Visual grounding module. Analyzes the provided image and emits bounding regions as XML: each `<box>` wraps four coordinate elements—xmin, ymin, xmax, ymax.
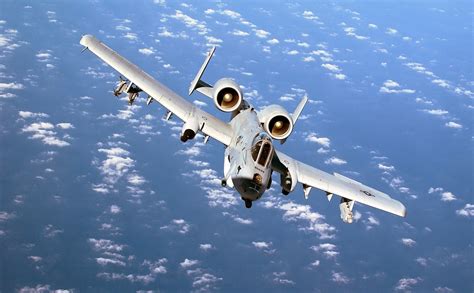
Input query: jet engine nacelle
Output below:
<box><xmin>213</xmin><ymin>78</ymin><xmax>243</xmax><ymax>112</ymax></box>
<box><xmin>279</xmin><ymin>163</ymin><xmax>298</xmax><ymax>195</ymax></box>
<box><xmin>180</xmin><ymin>117</ymin><xmax>199</xmax><ymax>142</ymax></box>
<box><xmin>258</xmin><ymin>105</ymin><xmax>294</xmax><ymax>140</ymax></box>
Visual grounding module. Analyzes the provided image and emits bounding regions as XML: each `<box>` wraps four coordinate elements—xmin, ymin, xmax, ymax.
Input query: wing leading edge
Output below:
<box><xmin>273</xmin><ymin>150</ymin><xmax>407</xmax><ymax>218</ymax></box>
<box><xmin>80</xmin><ymin>34</ymin><xmax>232</xmax><ymax>145</ymax></box>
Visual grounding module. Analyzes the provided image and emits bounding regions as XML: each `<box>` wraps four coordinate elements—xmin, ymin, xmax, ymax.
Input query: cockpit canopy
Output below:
<box><xmin>251</xmin><ymin>132</ymin><xmax>273</xmax><ymax>167</ymax></box>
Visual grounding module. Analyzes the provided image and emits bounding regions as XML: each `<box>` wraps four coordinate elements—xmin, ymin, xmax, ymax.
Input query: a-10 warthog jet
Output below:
<box><xmin>80</xmin><ymin>35</ymin><xmax>406</xmax><ymax>223</ymax></box>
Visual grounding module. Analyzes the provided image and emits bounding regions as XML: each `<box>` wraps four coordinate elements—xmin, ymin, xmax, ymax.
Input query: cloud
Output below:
<box><xmin>422</xmin><ymin>109</ymin><xmax>448</xmax><ymax>116</ymax></box>
<box><xmin>302</xmin><ymin>11</ymin><xmax>319</xmax><ymax>20</ymax></box>
<box><xmin>456</xmin><ymin>204</ymin><xmax>474</xmax><ymax>217</ymax></box>
<box><xmin>324</xmin><ymin>157</ymin><xmax>347</xmax><ymax>165</ymax></box>
<box><xmin>89</xmin><ymin>238</ymin><xmax>124</xmax><ymax>252</ymax></box>
<box><xmin>264</xmin><ymin>198</ymin><xmax>336</xmax><ymax>239</ymax></box>
<box><xmin>231</xmin><ymin>29</ymin><xmax>249</xmax><ymax>36</ymax></box>
<box><xmin>395</xmin><ymin>277</ymin><xmax>422</xmax><ymax>291</ymax></box>
<box><xmin>160</xmin><ymin>219</ymin><xmax>190</xmax><ymax>234</ymax></box>
<box><xmin>383</xmin><ymin>80</ymin><xmax>400</xmax><ymax>88</ymax></box>
<box><xmin>0</xmin><ymin>29</ymin><xmax>21</xmax><ymax>52</ymax></box>
<box><xmin>273</xmin><ymin>272</ymin><xmax>295</xmax><ymax>285</ymax></box>
<box><xmin>434</xmin><ymin>287</ymin><xmax>454</xmax><ymax>293</ymax></box>
<box><xmin>368</xmin><ymin>24</ymin><xmax>378</xmax><ymax>29</ymax></box>
<box><xmin>298</xmin><ymin>42</ymin><xmax>310</xmax><ymax>48</ymax></box>
<box><xmin>203</xmin><ymin>188</ymin><xmax>238</xmax><ymax>208</ymax></box>
<box><xmin>386</xmin><ymin>28</ymin><xmax>398</xmax><ymax>35</ymax></box>
<box><xmin>97</xmin><ymin>272</ymin><xmax>155</xmax><ymax>284</ymax></box>
<box><xmin>192</xmin><ymin>272</ymin><xmax>222</xmax><ymax>290</ymax></box>
<box><xmin>416</xmin><ymin>257</ymin><xmax>428</xmax><ymax>266</ymax></box>
<box><xmin>180</xmin><ymin>258</ymin><xmax>199</xmax><ymax>268</ymax></box>
<box><xmin>286</xmin><ymin>50</ymin><xmax>299</xmax><ymax>55</ymax></box>
<box><xmin>331</xmin><ymin>272</ymin><xmax>350</xmax><ymax>284</ymax></box>
<box><xmin>18</xmin><ymin>285</ymin><xmax>74</xmax><ymax>292</ymax></box>
<box><xmin>171</xmin><ymin>10</ymin><xmax>209</xmax><ymax>35</ymax></box>
<box><xmin>56</xmin><ymin>123</ymin><xmax>74</xmax><ymax>129</ymax></box>
<box><xmin>415</xmin><ymin>97</ymin><xmax>433</xmax><ymax>105</ymax></box>
<box><xmin>254</xmin><ymin>29</ymin><xmax>270</xmax><ymax>38</ymax></box>
<box><xmin>123</xmin><ymin>32</ymin><xmax>138</xmax><ymax>41</ymax></box>
<box><xmin>43</xmin><ymin>224</ymin><xmax>63</xmax><ymax>238</ymax></box>
<box><xmin>21</xmin><ymin>121</ymin><xmax>71</xmax><ymax>147</ymax></box>
<box><xmin>97</xmin><ymin>147</ymin><xmax>135</xmax><ymax>184</ymax></box>
<box><xmin>0</xmin><ymin>211</ymin><xmax>15</xmax><ymax>222</ymax></box>
<box><xmin>221</xmin><ymin>9</ymin><xmax>241</xmax><ymax>19</ymax></box>
<box><xmin>280</xmin><ymin>95</ymin><xmax>295</xmax><ymax>101</ymax></box>
<box><xmin>311</xmin><ymin>49</ymin><xmax>332</xmax><ymax>57</ymax></box>
<box><xmin>343</xmin><ymin>27</ymin><xmax>368</xmax><ymax>40</ymax></box>
<box><xmin>28</xmin><ymin>255</ymin><xmax>43</xmax><ymax>263</ymax></box>
<box><xmin>96</xmin><ymin>257</ymin><xmax>126</xmax><ymax>267</ymax></box>
<box><xmin>302</xmin><ymin>56</ymin><xmax>315</xmax><ymax>62</ymax></box>
<box><xmin>267</xmin><ymin>38</ymin><xmax>279</xmax><ymax>45</ymax></box>
<box><xmin>305</xmin><ymin>133</ymin><xmax>331</xmax><ymax>148</ymax></box>
<box><xmin>378</xmin><ymin>163</ymin><xmax>395</xmax><ymax>172</ymax></box>
<box><xmin>157</xmin><ymin>27</ymin><xmax>189</xmax><ymax>39</ymax></box>
<box><xmin>110</xmin><ymin>205</ymin><xmax>121</xmax><ymax>214</ymax></box>
<box><xmin>363</xmin><ymin>215</ymin><xmax>380</xmax><ymax>230</ymax></box>
<box><xmin>404</xmin><ymin>62</ymin><xmax>435</xmax><ymax>77</ymax></box>
<box><xmin>445</xmin><ymin>121</ymin><xmax>462</xmax><ymax>129</ymax></box>
<box><xmin>18</xmin><ymin>111</ymin><xmax>49</xmax><ymax>119</ymax></box>
<box><xmin>252</xmin><ymin>241</ymin><xmax>271</xmax><ymax>249</ymax></box>
<box><xmin>199</xmin><ymin>243</ymin><xmax>214</xmax><ymax>251</ymax></box>
<box><xmin>379</xmin><ymin>80</ymin><xmax>415</xmax><ymax>94</ymax></box>
<box><xmin>400</xmin><ymin>238</ymin><xmax>416</xmax><ymax>247</ymax></box>
<box><xmin>205</xmin><ymin>36</ymin><xmax>222</xmax><ymax>46</ymax></box>
<box><xmin>128</xmin><ymin>174</ymin><xmax>145</xmax><ymax>185</ymax></box>
<box><xmin>115</xmin><ymin>24</ymin><xmax>131</xmax><ymax>31</ymax></box>
<box><xmin>36</xmin><ymin>51</ymin><xmax>52</xmax><ymax>61</ymax></box>
<box><xmin>332</xmin><ymin>73</ymin><xmax>346</xmax><ymax>80</ymax></box>
<box><xmin>432</xmin><ymin>79</ymin><xmax>450</xmax><ymax>88</ymax></box>
<box><xmin>321</xmin><ymin>63</ymin><xmax>341</xmax><ymax>72</ymax></box>
<box><xmin>428</xmin><ymin>187</ymin><xmax>456</xmax><ymax>201</ymax></box>
<box><xmin>177</xmin><ymin>145</ymin><xmax>201</xmax><ymax>157</ymax></box>
<box><xmin>311</xmin><ymin>243</ymin><xmax>339</xmax><ymax>259</ymax></box>
<box><xmin>0</xmin><ymin>82</ymin><xmax>24</xmax><ymax>91</ymax></box>
<box><xmin>222</xmin><ymin>211</ymin><xmax>253</xmax><ymax>225</ymax></box>
<box><xmin>440</xmin><ymin>191</ymin><xmax>456</xmax><ymax>201</ymax></box>
<box><xmin>138</xmin><ymin>47</ymin><xmax>155</xmax><ymax>55</ymax></box>
<box><xmin>428</xmin><ymin>187</ymin><xmax>443</xmax><ymax>193</ymax></box>
<box><xmin>233</xmin><ymin>216</ymin><xmax>253</xmax><ymax>225</ymax></box>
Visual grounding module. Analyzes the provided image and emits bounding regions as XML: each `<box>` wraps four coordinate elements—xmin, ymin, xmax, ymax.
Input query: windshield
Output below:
<box><xmin>251</xmin><ymin>132</ymin><xmax>273</xmax><ymax>167</ymax></box>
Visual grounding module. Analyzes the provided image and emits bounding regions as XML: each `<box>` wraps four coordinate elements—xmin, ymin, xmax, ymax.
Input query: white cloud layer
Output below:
<box><xmin>456</xmin><ymin>204</ymin><xmax>474</xmax><ymax>217</ymax></box>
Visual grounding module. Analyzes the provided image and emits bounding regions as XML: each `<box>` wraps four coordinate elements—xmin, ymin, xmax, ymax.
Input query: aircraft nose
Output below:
<box><xmin>233</xmin><ymin>176</ymin><xmax>263</xmax><ymax>201</ymax></box>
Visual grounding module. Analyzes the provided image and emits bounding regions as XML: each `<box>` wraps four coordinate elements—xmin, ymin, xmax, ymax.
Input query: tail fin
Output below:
<box><xmin>188</xmin><ymin>46</ymin><xmax>216</xmax><ymax>96</ymax></box>
<box><xmin>292</xmin><ymin>94</ymin><xmax>308</xmax><ymax>124</ymax></box>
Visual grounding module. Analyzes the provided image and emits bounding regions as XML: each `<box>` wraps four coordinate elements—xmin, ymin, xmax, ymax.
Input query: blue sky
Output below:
<box><xmin>0</xmin><ymin>1</ymin><xmax>472</xmax><ymax>292</ymax></box>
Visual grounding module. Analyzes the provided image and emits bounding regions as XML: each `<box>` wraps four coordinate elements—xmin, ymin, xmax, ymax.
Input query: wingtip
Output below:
<box><xmin>398</xmin><ymin>203</ymin><xmax>407</xmax><ymax>218</ymax></box>
<box><xmin>80</xmin><ymin>34</ymin><xmax>95</xmax><ymax>47</ymax></box>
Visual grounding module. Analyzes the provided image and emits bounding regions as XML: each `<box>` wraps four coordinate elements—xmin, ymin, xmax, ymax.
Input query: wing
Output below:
<box><xmin>80</xmin><ymin>34</ymin><xmax>232</xmax><ymax>145</ymax></box>
<box><xmin>272</xmin><ymin>150</ymin><xmax>406</xmax><ymax>218</ymax></box>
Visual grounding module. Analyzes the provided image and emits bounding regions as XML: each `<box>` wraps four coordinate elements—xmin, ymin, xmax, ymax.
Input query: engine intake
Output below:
<box><xmin>213</xmin><ymin>78</ymin><xmax>243</xmax><ymax>112</ymax></box>
<box><xmin>258</xmin><ymin>105</ymin><xmax>294</xmax><ymax>140</ymax></box>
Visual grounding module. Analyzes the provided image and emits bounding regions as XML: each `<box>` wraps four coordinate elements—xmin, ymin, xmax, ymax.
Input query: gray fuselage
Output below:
<box><xmin>224</xmin><ymin>108</ymin><xmax>274</xmax><ymax>205</ymax></box>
